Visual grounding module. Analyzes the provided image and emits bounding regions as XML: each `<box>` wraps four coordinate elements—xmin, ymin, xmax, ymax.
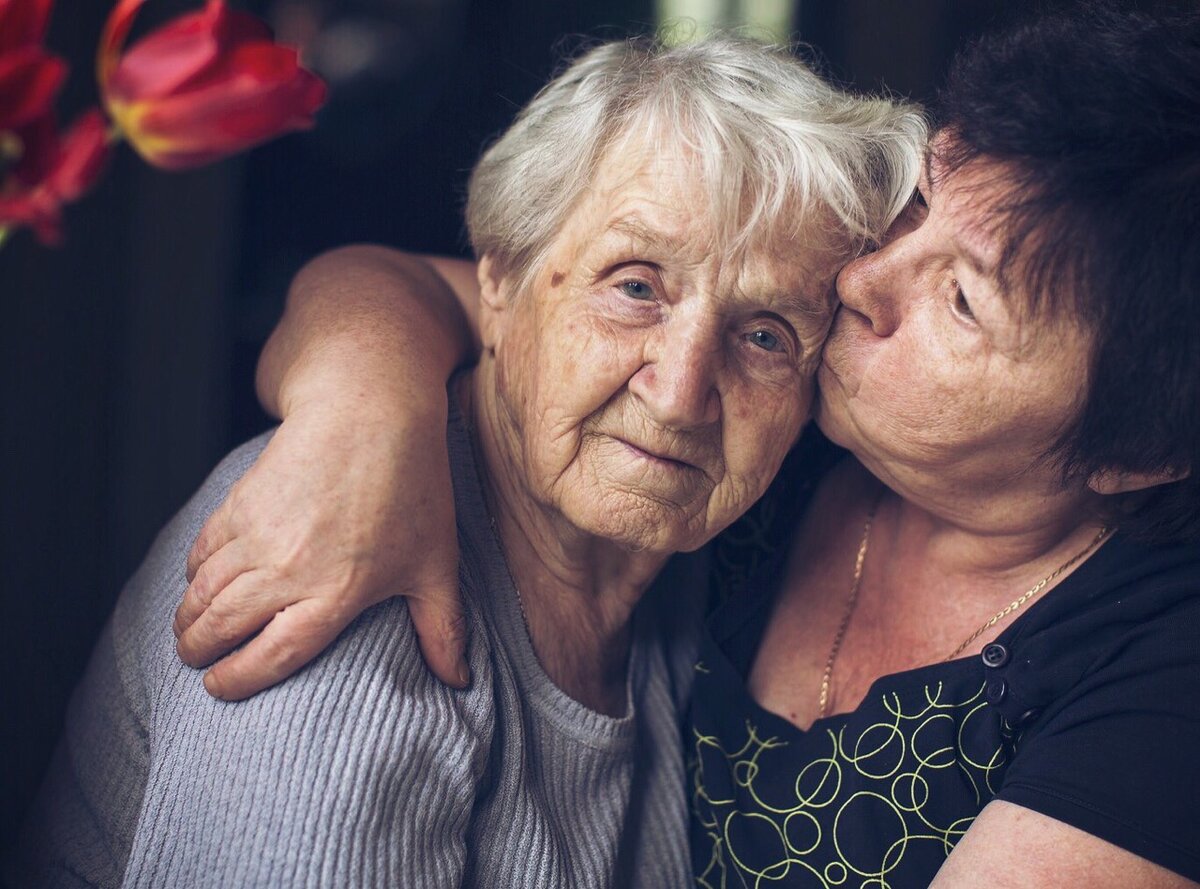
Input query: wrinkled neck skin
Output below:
<box><xmin>848</xmin><ymin>450</ymin><xmax>1110</xmax><ymax>588</ymax></box>
<box><xmin>459</xmin><ymin>367</ymin><xmax>669</xmax><ymax>717</ymax></box>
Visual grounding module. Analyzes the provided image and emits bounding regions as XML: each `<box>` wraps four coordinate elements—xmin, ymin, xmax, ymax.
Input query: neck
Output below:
<box><xmin>883</xmin><ymin>488</ymin><xmax>1108</xmax><ymax>580</ymax></box>
<box><xmin>460</xmin><ymin>366</ymin><xmax>667</xmax><ymax>715</ymax></box>
<box><xmin>836</xmin><ymin>459</ymin><xmax>1112</xmax><ymax>645</ymax></box>
<box><xmin>849</xmin><ymin>449</ymin><xmax>1110</xmax><ymax>575</ymax></box>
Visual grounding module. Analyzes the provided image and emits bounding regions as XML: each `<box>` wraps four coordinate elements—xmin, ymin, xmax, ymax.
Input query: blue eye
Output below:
<box><xmin>747</xmin><ymin>329</ymin><xmax>781</xmax><ymax>352</ymax></box>
<box><xmin>619</xmin><ymin>280</ymin><xmax>655</xmax><ymax>300</ymax></box>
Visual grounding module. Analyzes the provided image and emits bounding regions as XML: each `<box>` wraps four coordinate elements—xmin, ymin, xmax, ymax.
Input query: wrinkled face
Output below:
<box><xmin>481</xmin><ymin>140</ymin><xmax>841</xmax><ymax>553</ymax></box>
<box><xmin>817</xmin><ymin>137</ymin><xmax>1094</xmax><ymax>506</ymax></box>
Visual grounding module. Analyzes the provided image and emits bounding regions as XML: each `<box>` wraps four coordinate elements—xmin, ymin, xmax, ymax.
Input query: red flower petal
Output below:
<box><xmin>105</xmin><ymin>9</ymin><xmax>221</xmax><ymax>102</ymax></box>
<box><xmin>0</xmin><ymin>108</ymin><xmax>108</xmax><ymax>245</ymax></box>
<box><xmin>0</xmin><ymin>0</ymin><xmax>55</xmax><ymax>54</ymax></box>
<box><xmin>105</xmin><ymin>3</ymin><xmax>273</xmax><ymax>103</ymax></box>
<box><xmin>8</xmin><ymin>111</ymin><xmax>58</xmax><ymax>184</ymax></box>
<box><xmin>207</xmin><ymin>1</ymin><xmax>273</xmax><ymax>49</ymax></box>
<box><xmin>0</xmin><ymin>189</ymin><xmax>62</xmax><ymax>244</ymax></box>
<box><xmin>46</xmin><ymin>108</ymin><xmax>109</xmax><ymax>200</ymax></box>
<box><xmin>100</xmin><ymin>0</ymin><xmax>326</xmax><ymax>171</ymax></box>
<box><xmin>123</xmin><ymin>44</ymin><xmax>325</xmax><ymax>170</ymax></box>
<box><xmin>0</xmin><ymin>48</ymin><xmax>67</xmax><ymax>130</ymax></box>
<box><xmin>97</xmin><ymin>0</ymin><xmax>148</xmax><ymax>89</ymax></box>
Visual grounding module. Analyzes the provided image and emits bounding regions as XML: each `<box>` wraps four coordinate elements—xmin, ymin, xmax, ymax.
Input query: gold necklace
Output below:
<box><xmin>945</xmin><ymin>524</ymin><xmax>1112</xmax><ymax>660</ymax></box>
<box><xmin>817</xmin><ymin>499</ymin><xmax>879</xmax><ymax>720</ymax></box>
<box><xmin>817</xmin><ymin>504</ymin><xmax>1113</xmax><ymax>720</ymax></box>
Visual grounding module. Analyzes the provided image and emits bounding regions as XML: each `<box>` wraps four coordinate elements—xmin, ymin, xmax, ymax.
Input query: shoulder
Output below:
<box><xmin>992</xmin><ymin>535</ymin><xmax>1200</xmax><ymax>883</ymax></box>
<box><xmin>995</xmin><ymin>533</ymin><xmax>1200</xmax><ymax>723</ymax></box>
<box><xmin>110</xmin><ymin>433</ymin><xmax>496</xmax><ymax>871</ymax></box>
<box><xmin>115</xmin><ymin>429</ymin><xmax>497</xmax><ymax>739</ymax></box>
<box><xmin>94</xmin><ymin>432</ymin><xmax>274</xmax><ymax>721</ymax></box>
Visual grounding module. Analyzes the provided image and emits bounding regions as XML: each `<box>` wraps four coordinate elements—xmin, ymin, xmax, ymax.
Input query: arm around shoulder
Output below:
<box><xmin>257</xmin><ymin>245</ymin><xmax>482</xmax><ymax>418</ymax></box>
<box><xmin>174</xmin><ymin>247</ymin><xmax>483</xmax><ymax>697</ymax></box>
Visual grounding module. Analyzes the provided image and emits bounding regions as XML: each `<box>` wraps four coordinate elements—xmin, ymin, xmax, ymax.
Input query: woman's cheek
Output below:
<box><xmin>723</xmin><ymin>385</ymin><xmax>808</xmax><ymax>484</ymax></box>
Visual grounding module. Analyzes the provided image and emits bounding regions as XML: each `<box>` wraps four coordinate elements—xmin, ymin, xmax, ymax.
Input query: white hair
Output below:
<box><xmin>466</xmin><ymin>35</ymin><xmax>927</xmax><ymax>288</ymax></box>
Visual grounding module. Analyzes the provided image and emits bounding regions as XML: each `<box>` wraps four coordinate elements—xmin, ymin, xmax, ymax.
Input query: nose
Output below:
<box><xmin>628</xmin><ymin>317</ymin><xmax>722</xmax><ymax>430</ymax></box>
<box><xmin>835</xmin><ymin>231</ymin><xmax>912</xmax><ymax>338</ymax></box>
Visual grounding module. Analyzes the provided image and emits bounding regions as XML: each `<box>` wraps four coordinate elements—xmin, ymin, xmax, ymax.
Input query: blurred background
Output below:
<box><xmin>2</xmin><ymin>0</ymin><xmax>1065</xmax><ymax>843</ymax></box>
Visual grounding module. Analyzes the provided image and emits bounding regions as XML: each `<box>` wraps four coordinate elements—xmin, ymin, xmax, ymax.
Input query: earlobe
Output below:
<box><xmin>1087</xmin><ymin>465</ymin><xmax>1190</xmax><ymax>495</ymax></box>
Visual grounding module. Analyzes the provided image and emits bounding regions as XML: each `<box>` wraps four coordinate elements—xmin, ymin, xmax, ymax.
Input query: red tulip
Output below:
<box><xmin>0</xmin><ymin>0</ymin><xmax>66</xmax><ymax>131</ymax></box>
<box><xmin>98</xmin><ymin>0</ymin><xmax>326</xmax><ymax>171</ymax></box>
<box><xmin>0</xmin><ymin>0</ymin><xmax>54</xmax><ymax>52</ymax></box>
<box><xmin>0</xmin><ymin>108</ymin><xmax>110</xmax><ymax>244</ymax></box>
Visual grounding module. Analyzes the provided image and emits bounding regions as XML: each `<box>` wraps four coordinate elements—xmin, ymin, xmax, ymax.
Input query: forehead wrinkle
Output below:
<box><xmin>777</xmin><ymin>286</ymin><xmax>835</xmax><ymax>323</ymax></box>
<box><xmin>605</xmin><ymin>212</ymin><xmax>696</xmax><ymax>255</ymax></box>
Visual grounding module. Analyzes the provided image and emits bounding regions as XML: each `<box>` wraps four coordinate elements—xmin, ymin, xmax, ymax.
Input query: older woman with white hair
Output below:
<box><xmin>11</xmin><ymin>37</ymin><xmax>923</xmax><ymax>888</ymax></box>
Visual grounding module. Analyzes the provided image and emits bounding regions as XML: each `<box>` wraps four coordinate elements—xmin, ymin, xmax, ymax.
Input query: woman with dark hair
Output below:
<box><xmin>173</xmin><ymin>4</ymin><xmax>1198</xmax><ymax>887</ymax></box>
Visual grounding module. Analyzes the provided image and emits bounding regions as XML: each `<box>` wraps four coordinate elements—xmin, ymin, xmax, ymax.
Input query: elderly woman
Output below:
<box><xmin>10</xmin><ymin>38</ymin><xmax>924</xmax><ymax>889</ymax></box>
<box><xmin>166</xmin><ymin>5</ymin><xmax>1200</xmax><ymax>889</ymax></box>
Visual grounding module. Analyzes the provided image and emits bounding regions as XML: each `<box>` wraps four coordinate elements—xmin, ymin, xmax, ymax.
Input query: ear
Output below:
<box><xmin>476</xmin><ymin>254</ymin><xmax>511</xmax><ymax>351</ymax></box>
<box><xmin>1087</xmin><ymin>465</ymin><xmax>1190</xmax><ymax>495</ymax></box>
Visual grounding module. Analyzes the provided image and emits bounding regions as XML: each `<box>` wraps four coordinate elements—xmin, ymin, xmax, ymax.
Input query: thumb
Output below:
<box><xmin>406</xmin><ymin>565</ymin><xmax>469</xmax><ymax>689</ymax></box>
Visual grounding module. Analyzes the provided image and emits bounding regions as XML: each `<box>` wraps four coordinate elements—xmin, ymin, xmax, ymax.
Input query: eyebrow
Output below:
<box><xmin>605</xmin><ymin>214</ymin><xmax>685</xmax><ymax>254</ymax></box>
<box><xmin>922</xmin><ymin>161</ymin><xmax>1007</xmax><ymax>292</ymax></box>
<box><xmin>959</xmin><ymin>241</ymin><xmax>994</xmax><ymax>279</ymax></box>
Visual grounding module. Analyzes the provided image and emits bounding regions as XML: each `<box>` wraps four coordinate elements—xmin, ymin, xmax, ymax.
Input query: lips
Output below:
<box><xmin>618</xmin><ymin>438</ymin><xmax>694</xmax><ymax>468</ymax></box>
<box><xmin>600</xmin><ymin>430</ymin><xmax>719</xmax><ymax>479</ymax></box>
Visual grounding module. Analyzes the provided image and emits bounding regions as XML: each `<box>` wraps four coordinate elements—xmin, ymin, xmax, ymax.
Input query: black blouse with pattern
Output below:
<box><xmin>688</xmin><ymin>443</ymin><xmax>1200</xmax><ymax>887</ymax></box>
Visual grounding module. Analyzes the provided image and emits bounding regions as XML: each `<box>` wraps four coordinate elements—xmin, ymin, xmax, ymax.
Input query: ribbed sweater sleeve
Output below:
<box><xmin>15</xmin><ymin>433</ymin><xmax>497</xmax><ymax>889</ymax></box>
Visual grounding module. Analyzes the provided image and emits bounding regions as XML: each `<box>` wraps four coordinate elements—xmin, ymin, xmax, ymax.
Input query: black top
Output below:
<box><xmin>689</xmin><ymin>451</ymin><xmax>1200</xmax><ymax>886</ymax></box>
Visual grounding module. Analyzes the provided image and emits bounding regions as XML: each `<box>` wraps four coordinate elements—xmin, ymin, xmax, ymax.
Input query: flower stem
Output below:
<box><xmin>0</xmin><ymin>228</ymin><xmax>10</xmax><ymax>250</ymax></box>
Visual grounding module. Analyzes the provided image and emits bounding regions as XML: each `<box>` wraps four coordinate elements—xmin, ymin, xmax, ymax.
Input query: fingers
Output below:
<box><xmin>407</xmin><ymin>571</ymin><xmax>470</xmax><ymax>689</ymax></box>
<box><xmin>187</xmin><ymin>491</ymin><xmax>239</xmax><ymax>582</ymax></box>
<box><xmin>202</xmin><ymin>599</ymin><xmax>349</xmax><ymax>701</ymax></box>
<box><xmin>174</xmin><ymin>538</ymin><xmax>250</xmax><ymax>639</ymax></box>
<box><xmin>176</xmin><ymin>572</ymin><xmax>277</xmax><ymax>668</ymax></box>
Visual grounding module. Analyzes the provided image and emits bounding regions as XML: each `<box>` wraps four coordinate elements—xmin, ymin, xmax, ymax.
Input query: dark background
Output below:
<box><xmin>1</xmin><ymin>0</ymin><xmax>1051</xmax><ymax>845</ymax></box>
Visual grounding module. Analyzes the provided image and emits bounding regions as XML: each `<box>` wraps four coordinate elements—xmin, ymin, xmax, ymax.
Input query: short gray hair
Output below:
<box><xmin>466</xmin><ymin>35</ymin><xmax>927</xmax><ymax>288</ymax></box>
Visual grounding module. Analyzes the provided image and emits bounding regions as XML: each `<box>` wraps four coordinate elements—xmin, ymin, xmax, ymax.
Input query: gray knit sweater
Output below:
<box><xmin>10</xmin><ymin>403</ymin><xmax>704</xmax><ymax>888</ymax></box>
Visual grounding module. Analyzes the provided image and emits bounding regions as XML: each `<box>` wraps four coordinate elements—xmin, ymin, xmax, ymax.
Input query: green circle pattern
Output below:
<box><xmin>690</xmin><ymin>679</ymin><xmax>1007</xmax><ymax>888</ymax></box>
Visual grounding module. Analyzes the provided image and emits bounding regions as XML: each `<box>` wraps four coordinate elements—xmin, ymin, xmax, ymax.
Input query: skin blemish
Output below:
<box><xmin>550</xmin><ymin>271</ymin><xmax>566</xmax><ymax>288</ymax></box>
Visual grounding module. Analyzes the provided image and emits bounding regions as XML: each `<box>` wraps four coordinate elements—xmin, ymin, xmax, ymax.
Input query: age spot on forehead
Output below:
<box><xmin>550</xmin><ymin>271</ymin><xmax>566</xmax><ymax>288</ymax></box>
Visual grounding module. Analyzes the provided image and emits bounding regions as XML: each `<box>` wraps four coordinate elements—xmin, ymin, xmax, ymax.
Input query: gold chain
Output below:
<box><xmin>817</xmin><ymin>498</ymin><xmax>879</xmax><ymax>720</ymax></box>
<box><xmin>945</xmin><ymin>524</ymin><xmax>1113</xmax><ymax>661</ymax></box>
<box><xmin>817</xmin><ymin>500</ymin><xmax>1113</xmax><ymax>720</ymax></box>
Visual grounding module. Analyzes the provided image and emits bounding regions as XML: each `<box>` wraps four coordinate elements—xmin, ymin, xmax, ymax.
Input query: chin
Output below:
<box><xmin>565</xmin><ymin>491</ymin><xmax>698</xmax><ymax>554</ymax></box>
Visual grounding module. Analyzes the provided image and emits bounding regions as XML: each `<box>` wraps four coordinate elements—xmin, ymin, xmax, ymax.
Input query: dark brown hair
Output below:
<box><xmin>935</xmin><ymin>2</ymin><xmax>1200</xmax><ymax>544</ymax></box>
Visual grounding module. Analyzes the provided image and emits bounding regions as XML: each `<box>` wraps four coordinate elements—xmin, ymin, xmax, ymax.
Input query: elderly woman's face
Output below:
<box><xmin>479</xmin><ymin>140</ymin><xmax>841</xmax><ymax>552</ymax></box>
<box><xmin>817</xmin><ymin>139</ymin><xmax>1093</xmax><ymax>501</ymax></box>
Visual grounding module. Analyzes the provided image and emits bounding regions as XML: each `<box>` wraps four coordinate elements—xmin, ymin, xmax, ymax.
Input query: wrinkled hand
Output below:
<box><xmin>174</xmin><ymin>402</ymin><xmax>466</xmax><ymax>699</ymax></box>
